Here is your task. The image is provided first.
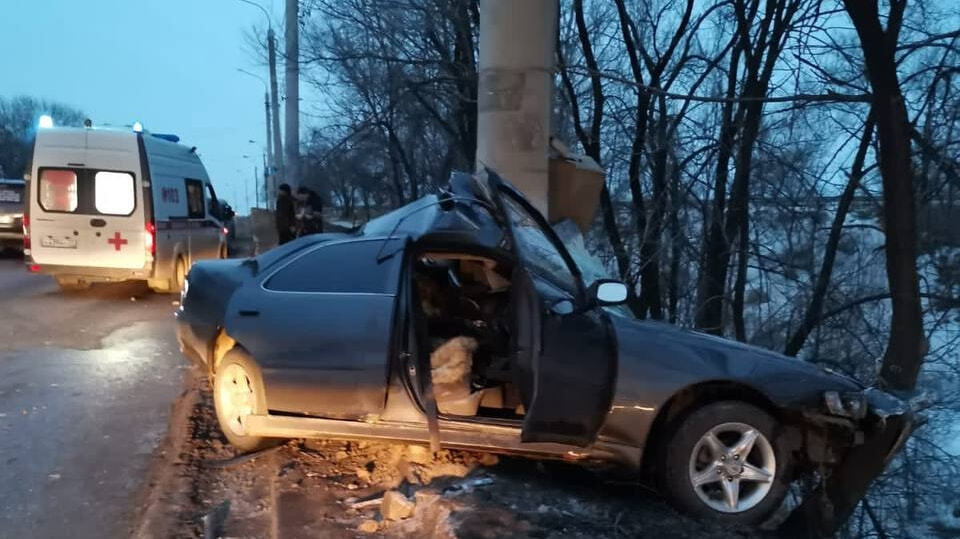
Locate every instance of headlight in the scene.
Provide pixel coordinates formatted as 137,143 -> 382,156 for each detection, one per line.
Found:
823,390 -> 868,420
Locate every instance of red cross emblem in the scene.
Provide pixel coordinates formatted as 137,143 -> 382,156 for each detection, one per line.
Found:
107,231 -> 128,251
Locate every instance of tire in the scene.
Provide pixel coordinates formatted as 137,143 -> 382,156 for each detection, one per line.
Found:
212,350 -> 279,453
56,276 -> 91,291
172,256 -> 187,292
660,401 -> 790,525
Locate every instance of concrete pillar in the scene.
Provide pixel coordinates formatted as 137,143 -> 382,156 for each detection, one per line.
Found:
476,0 -> 557,215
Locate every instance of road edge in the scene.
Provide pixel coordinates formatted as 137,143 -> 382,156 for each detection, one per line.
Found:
129,367 -> 203,538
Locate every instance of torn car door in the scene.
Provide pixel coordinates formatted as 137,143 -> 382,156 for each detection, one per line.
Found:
483,170 -> 618,447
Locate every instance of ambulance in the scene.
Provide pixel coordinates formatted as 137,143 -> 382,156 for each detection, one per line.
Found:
24,119 -> 229,292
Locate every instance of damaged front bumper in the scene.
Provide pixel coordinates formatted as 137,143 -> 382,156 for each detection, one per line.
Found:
799,386 -> 919,466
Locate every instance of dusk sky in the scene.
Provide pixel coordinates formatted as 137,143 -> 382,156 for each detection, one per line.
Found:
4,0 -> 298,213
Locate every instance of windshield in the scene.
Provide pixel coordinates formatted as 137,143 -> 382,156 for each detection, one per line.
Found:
500,193 -> 579,297
553,219 -> 634,318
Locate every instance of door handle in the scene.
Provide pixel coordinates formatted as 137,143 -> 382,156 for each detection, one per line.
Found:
90,218 -> 106,228
238,309 -> 260,317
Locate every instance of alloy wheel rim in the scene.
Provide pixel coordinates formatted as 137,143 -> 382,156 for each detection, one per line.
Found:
688,422 -> 776,513
217,363 -> 256,436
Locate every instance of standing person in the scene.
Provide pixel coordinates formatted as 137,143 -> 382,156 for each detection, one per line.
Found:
295,186 -> 324,236
275,183 -> 296,245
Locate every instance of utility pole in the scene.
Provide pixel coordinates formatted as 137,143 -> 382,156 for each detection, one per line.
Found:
284,0 -> 300,189
237,68 -> 273,200
268,26 -> 284,198
262,152 -> 269,208
237,0 -> 284,207
475,0 -> 557,214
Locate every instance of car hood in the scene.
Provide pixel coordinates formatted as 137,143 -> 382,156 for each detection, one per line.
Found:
608,316 -> 863,406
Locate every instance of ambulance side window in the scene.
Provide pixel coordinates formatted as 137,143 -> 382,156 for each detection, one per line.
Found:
185,179 -> 205,218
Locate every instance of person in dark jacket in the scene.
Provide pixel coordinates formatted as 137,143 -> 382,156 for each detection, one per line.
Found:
275,183 -> 296,245
295,186 -> 324,236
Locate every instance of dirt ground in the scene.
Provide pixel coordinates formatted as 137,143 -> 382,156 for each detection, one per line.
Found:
134,368 -> 757,539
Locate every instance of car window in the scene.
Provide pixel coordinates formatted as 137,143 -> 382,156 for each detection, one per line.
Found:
185,179 -> 205,218
500,194 -> 578,296
38,168 -> 137,216
93,171 -> 135,215
264,240 -> 400,294
39,169 -> 79,212
0,183 -> 24,208
553,219 -> 634,318
205,183 -> 220,217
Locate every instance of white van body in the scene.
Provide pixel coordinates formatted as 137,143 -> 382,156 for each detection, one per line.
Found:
25,126 -> 227,292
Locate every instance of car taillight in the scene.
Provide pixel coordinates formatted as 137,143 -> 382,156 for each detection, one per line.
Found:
28,264 -> 40,273
22,214 -> 31,254
145,222 -> 156,255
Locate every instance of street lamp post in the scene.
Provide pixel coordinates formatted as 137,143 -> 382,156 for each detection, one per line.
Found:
236,0 -> 284,207
237,68 -> 272,189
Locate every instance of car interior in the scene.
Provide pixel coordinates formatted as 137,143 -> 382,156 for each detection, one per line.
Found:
411,251 -> 526,421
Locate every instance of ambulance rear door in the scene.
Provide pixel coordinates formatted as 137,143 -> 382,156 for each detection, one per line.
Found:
30,129 -> 147,269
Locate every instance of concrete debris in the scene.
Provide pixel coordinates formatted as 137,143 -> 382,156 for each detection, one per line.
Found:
349,497 -> 384,510
358,519 -> 379,533
381,490 -> 415,520
414,490 -> 441,508
405,444 -> 432,465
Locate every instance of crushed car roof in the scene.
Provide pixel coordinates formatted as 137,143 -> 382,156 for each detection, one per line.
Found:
360,172 -> 505,250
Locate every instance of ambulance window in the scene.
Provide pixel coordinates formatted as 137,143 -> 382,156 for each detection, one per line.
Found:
185,179 -> 205,218
94,171 -> 135,215
39,169 -> 79,212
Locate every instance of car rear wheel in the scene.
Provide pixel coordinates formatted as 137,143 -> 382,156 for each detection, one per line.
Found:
660,401 -> 790,524
173,257 -> 187,292
213,351 -> 279,453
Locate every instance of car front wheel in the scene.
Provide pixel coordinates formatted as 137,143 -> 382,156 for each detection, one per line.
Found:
661,401 -> 790,524
213,351 -> 278,453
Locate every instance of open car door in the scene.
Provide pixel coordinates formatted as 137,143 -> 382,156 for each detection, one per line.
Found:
481,171 -> 617,447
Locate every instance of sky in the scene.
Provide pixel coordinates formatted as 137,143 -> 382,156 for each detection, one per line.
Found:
2,0 -> 297,214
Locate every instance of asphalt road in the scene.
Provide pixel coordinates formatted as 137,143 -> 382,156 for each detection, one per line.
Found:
0,253 -> 186,538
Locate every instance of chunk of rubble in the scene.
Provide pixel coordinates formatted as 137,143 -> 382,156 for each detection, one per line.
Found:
381,490 -> 415,520
358,519 -> 379,533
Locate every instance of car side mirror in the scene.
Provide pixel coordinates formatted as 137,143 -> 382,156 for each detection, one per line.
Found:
588,279 -> 628,306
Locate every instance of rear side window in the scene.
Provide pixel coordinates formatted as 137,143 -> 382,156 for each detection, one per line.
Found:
94,171 -> 135,215
265,240 -> 400,294
38,168 -> 136,216
185,179 -> 204,218
39,169 -> 79,212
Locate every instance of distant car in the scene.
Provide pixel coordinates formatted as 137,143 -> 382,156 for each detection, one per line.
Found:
0,178 -> 25,253
176,170 -> 911,524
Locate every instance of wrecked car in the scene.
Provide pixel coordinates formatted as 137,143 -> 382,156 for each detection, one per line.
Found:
176,170 -> 911,524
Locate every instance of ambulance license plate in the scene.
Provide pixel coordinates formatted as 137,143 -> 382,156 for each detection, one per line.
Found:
41,235 -> 77,249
